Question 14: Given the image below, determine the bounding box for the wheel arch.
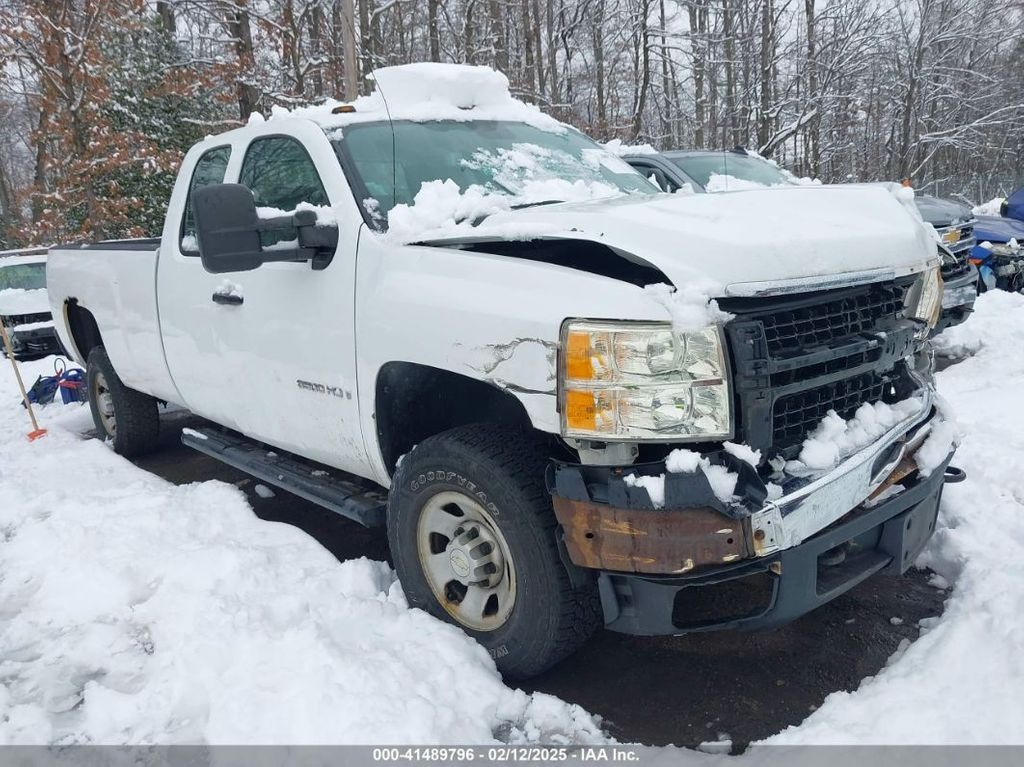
[374,361,537,477]
[63,299,105,363]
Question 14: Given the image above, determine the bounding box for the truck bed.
[46,238,182,406]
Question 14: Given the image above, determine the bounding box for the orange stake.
[0,320,47,440]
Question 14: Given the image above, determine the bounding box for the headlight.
[903,266,943,337]
[559,320,733,441]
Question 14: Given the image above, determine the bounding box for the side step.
[181,427,387,527]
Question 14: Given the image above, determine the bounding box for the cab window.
[239,136,329,211]
[180,146,231,254]
[239,136,329,247]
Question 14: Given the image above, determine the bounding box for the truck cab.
[46,64,959,679]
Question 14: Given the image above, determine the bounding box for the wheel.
[387,424,601,679]
[87,346,160,457]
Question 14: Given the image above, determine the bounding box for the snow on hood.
[0,288,50,316]
[420,184,938,294]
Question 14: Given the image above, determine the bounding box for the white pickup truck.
[47,64,960,679]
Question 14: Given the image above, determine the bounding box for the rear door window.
[180,146,231,254]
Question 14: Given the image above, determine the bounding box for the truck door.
[157,122,371,478]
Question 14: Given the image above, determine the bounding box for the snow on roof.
[267,63,564,133]
[0,253,47,268]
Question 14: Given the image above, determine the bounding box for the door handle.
[211,292,243,306]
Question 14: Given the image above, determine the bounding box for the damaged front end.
[549,274,963,635]
[548,397,960,634]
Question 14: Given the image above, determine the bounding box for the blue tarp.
[1007,187,1024,222]
[974,214,1024,244]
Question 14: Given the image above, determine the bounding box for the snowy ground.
[2,292,1024,746]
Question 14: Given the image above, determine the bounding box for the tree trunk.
[593,0,606,129]
[226,0,261,118]
[631,0,651,141]
[804,0,819,176]
[723,0,738,147]
[428,0,441,61]
[488,0,508,73]
[688,0,706,148]
[757,0,775,152]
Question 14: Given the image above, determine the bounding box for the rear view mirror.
[193,184,340,274]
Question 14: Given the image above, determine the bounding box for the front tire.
[387,424,601,679]
[87,346,160,457]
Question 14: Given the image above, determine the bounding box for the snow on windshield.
[337,121,655,242]
[384,142,634,243]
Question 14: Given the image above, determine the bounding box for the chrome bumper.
[750,386,939,554]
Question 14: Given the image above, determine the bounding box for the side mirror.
[193,183,339,274]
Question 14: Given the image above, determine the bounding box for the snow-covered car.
[623,151,976,337]
[0,250,66,360]
[46,64,960,679]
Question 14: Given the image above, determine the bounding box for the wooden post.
[0,320,47,440]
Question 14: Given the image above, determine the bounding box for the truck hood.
[424,185,937,296]
[0,288,50,317]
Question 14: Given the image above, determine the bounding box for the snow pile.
[602,139,658,157]
[256,202,339,227]
[791,398,925,472]
[705,174,775,193]
[0,357,606,745]
[384,141,630,243]
[643,282,733,333]
[973,196,1005,216]
[386,180,515,243]
[274,63,564,134]
[0,288,50,316]
[625,448,739,509]
[723,441,761,467]
[765,289,1024,744]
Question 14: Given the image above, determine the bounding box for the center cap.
[449,548,471,579]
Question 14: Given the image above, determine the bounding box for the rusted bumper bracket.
[547,451,766,575]
[579,456,958,636]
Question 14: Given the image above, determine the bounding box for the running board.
[181,427,387,527]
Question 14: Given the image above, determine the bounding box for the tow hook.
[943,465,967,484]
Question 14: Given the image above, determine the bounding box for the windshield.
[0,262,46,291]
[671,153,791,191]
[334,120,657,223]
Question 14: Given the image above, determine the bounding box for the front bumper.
[933,264,978,335]
[549,396,958,635]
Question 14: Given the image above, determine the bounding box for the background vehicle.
[0,249,66,360]
[46,64,956,679]
[912,195,978,333]
[623,152,975,336]
[623,147,795,193]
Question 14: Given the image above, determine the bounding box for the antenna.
[373,73,399,213]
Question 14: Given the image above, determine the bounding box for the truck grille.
[772,371,888,449]
[761,282,908,354]
[721,278,921,459]
[935,220,977,269]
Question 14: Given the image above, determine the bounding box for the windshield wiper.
[511,199,565,210]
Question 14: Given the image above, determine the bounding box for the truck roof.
[206,63,566,148]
